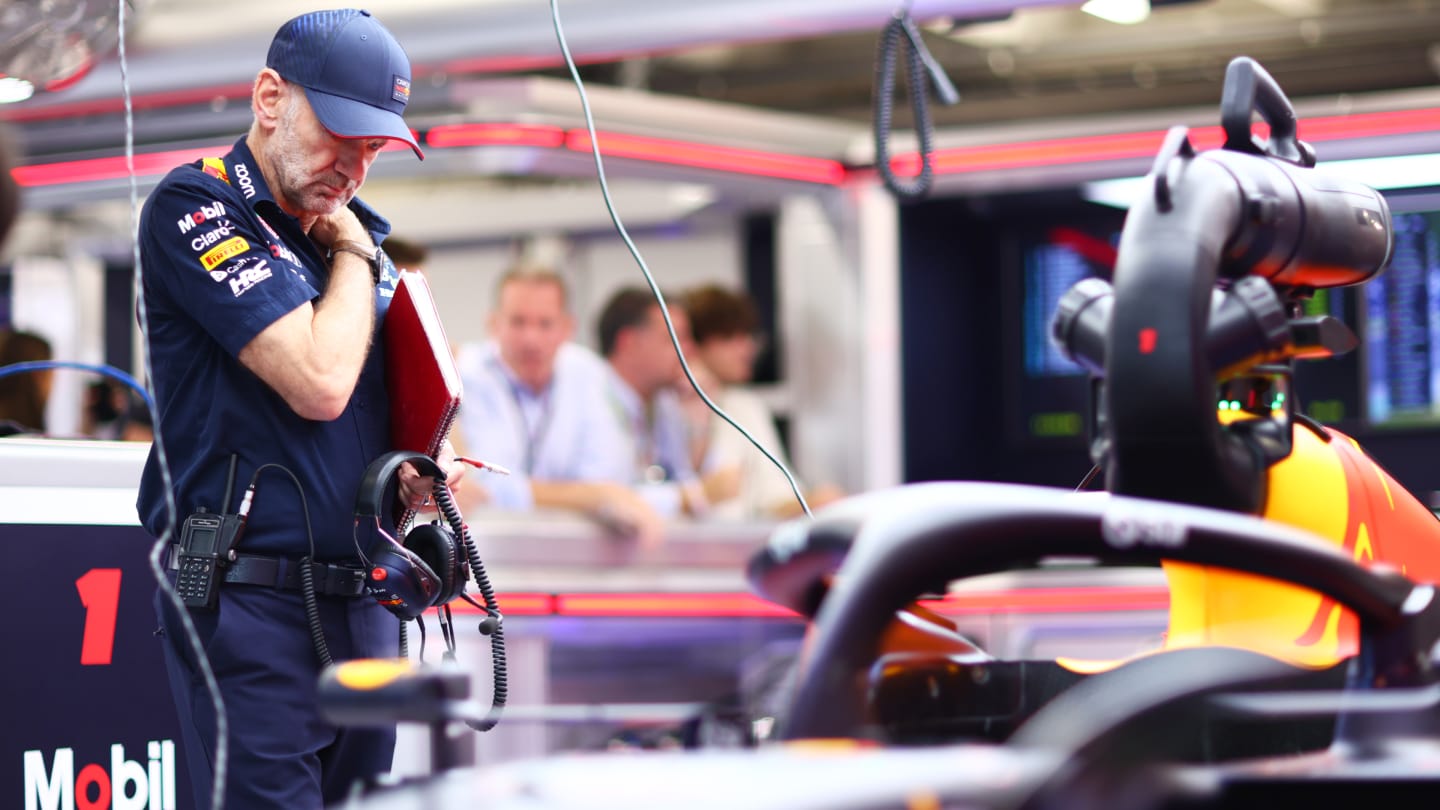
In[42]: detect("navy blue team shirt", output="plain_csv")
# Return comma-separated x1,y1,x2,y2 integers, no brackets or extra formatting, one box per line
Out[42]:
137,136,400,560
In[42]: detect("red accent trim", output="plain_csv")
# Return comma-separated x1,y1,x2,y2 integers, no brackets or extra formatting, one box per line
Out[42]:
564,129,847,185
1048,226,1118,270
1139,327,1158,355
443,586,1168,619
426,123,566,149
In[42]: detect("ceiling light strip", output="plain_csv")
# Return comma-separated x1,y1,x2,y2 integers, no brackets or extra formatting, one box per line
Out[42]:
565,129,847,185
896,107,1440,177
12,145,223,187
0,82,254,123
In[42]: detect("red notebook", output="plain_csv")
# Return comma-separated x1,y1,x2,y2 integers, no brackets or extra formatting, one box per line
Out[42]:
384,270,462,458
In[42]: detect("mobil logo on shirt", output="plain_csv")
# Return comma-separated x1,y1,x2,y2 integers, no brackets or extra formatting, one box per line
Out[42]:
23,739,176,810
176,202,226,234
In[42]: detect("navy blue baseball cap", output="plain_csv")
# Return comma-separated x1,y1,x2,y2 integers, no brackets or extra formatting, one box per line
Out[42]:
266,9,424,159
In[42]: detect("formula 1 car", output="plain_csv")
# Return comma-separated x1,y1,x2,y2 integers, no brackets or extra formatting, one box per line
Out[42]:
324,56,1440,809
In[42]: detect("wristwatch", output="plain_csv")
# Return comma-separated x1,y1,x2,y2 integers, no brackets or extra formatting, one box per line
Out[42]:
331,239,382,282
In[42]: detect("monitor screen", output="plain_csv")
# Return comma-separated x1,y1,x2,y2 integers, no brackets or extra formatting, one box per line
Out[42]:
1021,225,1118,379
1363,207,1440,426
1011,221,1121,443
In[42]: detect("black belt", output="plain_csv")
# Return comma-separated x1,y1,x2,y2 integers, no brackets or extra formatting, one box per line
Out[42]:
169,545,368,598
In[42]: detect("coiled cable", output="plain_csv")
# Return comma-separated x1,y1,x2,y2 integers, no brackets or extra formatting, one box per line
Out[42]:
435,484,506,731
873,11,959,201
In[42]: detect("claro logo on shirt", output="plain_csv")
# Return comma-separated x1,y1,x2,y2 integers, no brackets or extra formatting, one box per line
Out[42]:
228,263,273,297
24,739,176,810
198,236,250,271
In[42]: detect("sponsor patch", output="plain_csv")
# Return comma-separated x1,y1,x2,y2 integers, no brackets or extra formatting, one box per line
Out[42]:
392,76,411,105
229,263,274,297
200,157,228,183
177,201,226,234
189,221,235,252
199,236,250,271
208,256,268,282
233,161,256,200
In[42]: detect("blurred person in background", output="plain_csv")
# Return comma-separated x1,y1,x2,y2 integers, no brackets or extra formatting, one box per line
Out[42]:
457,267,669,546
0,329,55,437
598,287,738,525
683,284,843,519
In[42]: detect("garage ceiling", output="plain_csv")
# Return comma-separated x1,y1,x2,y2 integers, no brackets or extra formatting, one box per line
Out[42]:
6,0,1439,150
2,0,1437,248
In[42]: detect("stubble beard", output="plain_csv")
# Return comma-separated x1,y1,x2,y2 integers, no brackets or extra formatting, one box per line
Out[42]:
267,100,354,217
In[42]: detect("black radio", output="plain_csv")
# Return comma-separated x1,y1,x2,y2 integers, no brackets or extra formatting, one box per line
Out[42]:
176,508,245,609
176,456,248,609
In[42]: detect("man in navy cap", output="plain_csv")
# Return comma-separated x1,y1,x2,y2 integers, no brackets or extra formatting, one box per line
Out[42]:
137,9,464,807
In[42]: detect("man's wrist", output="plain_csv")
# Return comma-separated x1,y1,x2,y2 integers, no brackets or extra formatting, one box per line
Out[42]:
330,239,382,282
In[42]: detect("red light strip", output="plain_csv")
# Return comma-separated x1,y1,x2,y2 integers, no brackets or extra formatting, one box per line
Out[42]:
448,592,558,616
12,146,224,187
426,123,566,149
893,107,1440,177
0,82,255,124
444,586,1168,619
565,129,847,185
556,592,802,618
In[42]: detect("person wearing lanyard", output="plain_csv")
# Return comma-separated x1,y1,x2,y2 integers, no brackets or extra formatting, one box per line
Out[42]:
597,287,737,520
456,267,669,546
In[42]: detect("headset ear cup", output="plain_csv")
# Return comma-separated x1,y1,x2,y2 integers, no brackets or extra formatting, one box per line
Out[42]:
404,523,464,606
368,541,443,619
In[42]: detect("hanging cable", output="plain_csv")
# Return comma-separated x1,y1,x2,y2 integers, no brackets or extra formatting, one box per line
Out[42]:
118,1,229,808
873,10,960,201
548,0,812,519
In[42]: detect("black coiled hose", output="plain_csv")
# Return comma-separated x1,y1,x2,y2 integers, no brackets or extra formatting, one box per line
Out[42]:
435,485,507,731
873,13,959,201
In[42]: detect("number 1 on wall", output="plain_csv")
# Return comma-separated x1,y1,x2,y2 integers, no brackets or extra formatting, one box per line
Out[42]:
76,568,122,666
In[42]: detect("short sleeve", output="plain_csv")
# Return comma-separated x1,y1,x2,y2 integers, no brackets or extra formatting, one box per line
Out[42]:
141,176,317,358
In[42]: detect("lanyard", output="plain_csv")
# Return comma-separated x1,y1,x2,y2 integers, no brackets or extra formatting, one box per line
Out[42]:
493,356,553,476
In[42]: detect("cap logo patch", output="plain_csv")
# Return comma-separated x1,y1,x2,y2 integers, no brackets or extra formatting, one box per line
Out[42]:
392,76,411,106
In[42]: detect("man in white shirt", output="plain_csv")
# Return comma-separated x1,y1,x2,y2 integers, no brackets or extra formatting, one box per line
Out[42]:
597,287,735,519
457,268,666,545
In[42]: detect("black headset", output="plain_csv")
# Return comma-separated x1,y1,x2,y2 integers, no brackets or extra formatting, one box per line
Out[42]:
354,451,468,620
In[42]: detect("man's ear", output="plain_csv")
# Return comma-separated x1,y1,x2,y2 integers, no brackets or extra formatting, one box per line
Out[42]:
251,68,287,131
561,313,575,342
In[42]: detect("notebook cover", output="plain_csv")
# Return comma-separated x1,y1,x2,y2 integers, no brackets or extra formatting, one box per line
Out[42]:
384,270,462,459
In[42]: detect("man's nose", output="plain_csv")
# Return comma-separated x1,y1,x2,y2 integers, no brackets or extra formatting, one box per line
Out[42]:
335,141,368,183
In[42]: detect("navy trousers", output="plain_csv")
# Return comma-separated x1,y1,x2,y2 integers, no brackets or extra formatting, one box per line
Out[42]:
156,579,400,809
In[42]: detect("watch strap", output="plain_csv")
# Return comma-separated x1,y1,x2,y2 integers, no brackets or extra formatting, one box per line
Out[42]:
331,239,381,282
